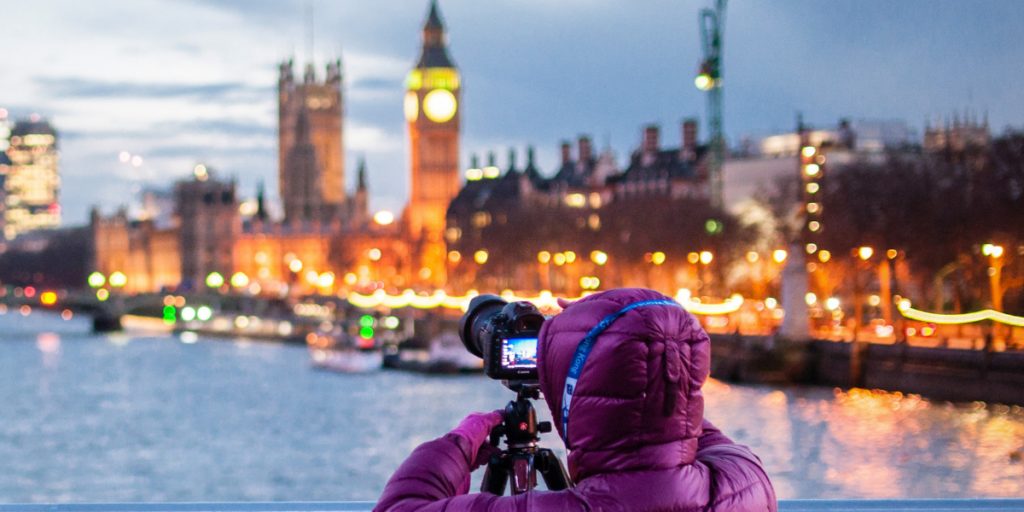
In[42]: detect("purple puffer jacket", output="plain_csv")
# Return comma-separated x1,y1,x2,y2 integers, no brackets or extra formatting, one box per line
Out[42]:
376,288,777,511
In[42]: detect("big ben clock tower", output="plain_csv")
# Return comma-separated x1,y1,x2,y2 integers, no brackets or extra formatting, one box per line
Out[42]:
406,0,460,286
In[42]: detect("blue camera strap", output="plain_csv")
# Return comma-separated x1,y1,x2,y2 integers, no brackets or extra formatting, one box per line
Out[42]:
560,299,682,449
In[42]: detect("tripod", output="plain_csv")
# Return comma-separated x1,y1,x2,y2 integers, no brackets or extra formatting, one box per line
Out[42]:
481,383,573,495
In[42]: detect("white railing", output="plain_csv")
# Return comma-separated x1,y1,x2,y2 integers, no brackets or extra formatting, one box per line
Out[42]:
2,500,1024,511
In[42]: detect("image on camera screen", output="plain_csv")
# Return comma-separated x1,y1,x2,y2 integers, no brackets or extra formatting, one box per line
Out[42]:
501,337,538,369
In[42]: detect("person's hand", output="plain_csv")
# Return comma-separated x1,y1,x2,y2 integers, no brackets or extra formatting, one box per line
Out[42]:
450,410,503,468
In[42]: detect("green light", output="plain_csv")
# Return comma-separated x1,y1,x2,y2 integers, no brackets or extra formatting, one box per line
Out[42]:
705,219,723,234
205,272,225,288
359,326,374,339
359,314,374,328
87,272,106,288
162,305,177,326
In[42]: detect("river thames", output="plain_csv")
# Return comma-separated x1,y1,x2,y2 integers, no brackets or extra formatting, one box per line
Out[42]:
1,311,1022,503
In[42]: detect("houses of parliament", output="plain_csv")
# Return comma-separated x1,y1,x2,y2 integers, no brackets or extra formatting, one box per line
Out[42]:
91,1,461,294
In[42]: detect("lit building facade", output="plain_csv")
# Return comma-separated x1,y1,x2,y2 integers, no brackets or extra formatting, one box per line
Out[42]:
233,225,334,296
175,170,239,290
924,113,989,154
4,117,60,240
405,0,461,286
91,207,181,294
446,121,714,294
87,2,458,295
0,153,9,243
278,58,345,223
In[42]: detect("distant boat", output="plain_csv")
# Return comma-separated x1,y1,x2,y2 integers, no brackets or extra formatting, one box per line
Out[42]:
309,346,383,373
383,332,482,374
307,322,383,374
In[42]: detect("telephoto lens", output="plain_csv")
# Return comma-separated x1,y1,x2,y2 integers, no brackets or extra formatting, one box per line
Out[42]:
458,294,507,358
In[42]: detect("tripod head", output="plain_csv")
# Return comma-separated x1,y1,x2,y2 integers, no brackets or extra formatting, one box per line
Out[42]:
481,381,572,495
489,382,549,449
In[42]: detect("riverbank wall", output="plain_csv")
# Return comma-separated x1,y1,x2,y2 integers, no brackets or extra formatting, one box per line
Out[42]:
709,334,1024,406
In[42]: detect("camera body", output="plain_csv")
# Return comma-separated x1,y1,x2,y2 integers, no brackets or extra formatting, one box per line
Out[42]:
459,295,545,381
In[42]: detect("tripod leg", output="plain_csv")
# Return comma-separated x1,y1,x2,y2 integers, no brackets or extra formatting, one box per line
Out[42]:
481,459,509,495
509,455,537,494
536,449,573,490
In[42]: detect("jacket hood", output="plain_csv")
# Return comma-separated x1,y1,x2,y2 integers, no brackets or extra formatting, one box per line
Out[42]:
538,288,711,481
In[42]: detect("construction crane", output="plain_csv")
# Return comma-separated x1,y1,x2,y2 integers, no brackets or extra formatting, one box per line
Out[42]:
695,0,726,209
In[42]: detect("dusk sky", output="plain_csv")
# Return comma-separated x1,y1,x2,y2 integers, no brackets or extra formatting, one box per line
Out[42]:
4,0,1023,225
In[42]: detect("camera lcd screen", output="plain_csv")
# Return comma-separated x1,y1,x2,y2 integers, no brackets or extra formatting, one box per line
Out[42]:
500,337,538,369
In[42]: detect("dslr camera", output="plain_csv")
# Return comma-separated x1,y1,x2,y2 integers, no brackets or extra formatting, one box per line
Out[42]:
458,295,571,495
459,294,545,382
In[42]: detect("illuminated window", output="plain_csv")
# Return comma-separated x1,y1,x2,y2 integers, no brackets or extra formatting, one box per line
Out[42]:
564,193,586,208
472,212,491,228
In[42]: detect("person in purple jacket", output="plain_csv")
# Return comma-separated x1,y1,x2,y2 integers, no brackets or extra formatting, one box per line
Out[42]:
376,288,777,511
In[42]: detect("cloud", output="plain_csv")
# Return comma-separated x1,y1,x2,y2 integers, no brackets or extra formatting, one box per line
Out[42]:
34,77,269,101
347,122,403,153
154,119,276,138
141,144,273,160
351,76,404,92
60,119,274,147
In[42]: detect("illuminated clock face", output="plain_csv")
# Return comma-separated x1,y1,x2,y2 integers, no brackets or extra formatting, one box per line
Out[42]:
404,92,419,122
422,89,457,123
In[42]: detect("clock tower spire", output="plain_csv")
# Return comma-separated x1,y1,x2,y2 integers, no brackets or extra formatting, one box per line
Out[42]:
405,0,460,286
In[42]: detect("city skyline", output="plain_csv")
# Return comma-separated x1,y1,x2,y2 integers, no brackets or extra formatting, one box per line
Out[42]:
4,0,1024,225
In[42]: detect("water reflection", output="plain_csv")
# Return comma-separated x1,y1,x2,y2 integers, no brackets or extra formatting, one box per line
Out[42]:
35,332,61,368
0,313,1022,502
706,383,1024,498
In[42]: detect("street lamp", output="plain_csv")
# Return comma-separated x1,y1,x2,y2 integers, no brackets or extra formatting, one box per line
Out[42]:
88,272,106,289
852,246,874,341
982,243,1005,311
857,246,874,261
205,271,225,289
230,272,249,289
109,271,128,288
698,251,714,295
537,251,552,292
